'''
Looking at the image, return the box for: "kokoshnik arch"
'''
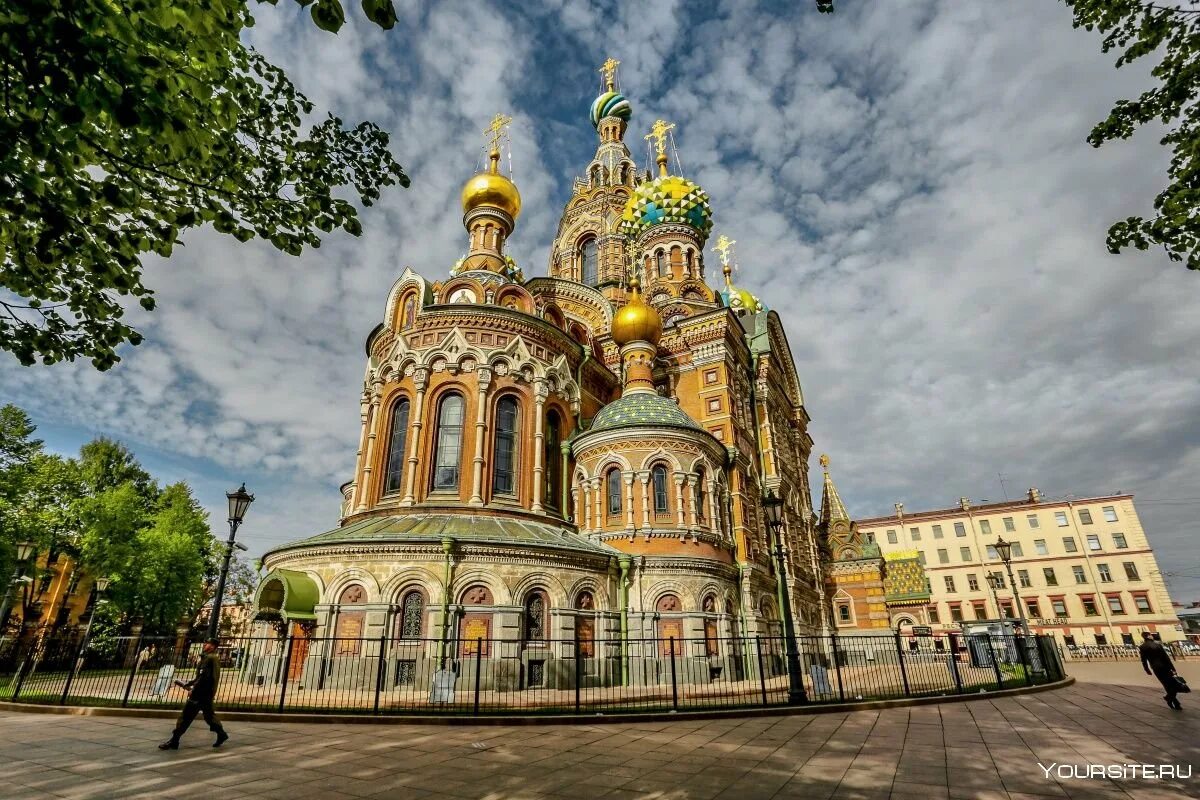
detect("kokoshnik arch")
[251,60,826,691]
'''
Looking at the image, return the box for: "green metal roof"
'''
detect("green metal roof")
[255,568,319,622]
[268,513,618,558]
[586,391,702,434]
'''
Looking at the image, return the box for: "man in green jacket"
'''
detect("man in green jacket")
[159,639,229,749]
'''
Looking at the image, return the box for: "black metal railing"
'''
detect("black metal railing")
[1058,642,1199,662]
[0,631,1066,716]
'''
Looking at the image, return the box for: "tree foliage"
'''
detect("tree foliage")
[1,0,408,370]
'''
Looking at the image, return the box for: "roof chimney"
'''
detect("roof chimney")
[894,502,904,519]
[1027,487,1041,503]
[958,497,970,511]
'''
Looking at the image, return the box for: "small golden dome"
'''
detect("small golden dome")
[611,276,662,346]
[461,150,521,220]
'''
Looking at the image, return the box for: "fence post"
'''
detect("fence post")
[1016,635,1034,687]
[11,652,32,701]
[374,632,387,715]
[472,639,482,715]
[59,644,80,706]
[755,636,768,706]
[830,635,845,702]
[277,635,295,713]
[894,633,911,697]
[574,635,582,715]
[121,630,145,707]
[669,638,678,711]
[988,636,1004,690]
[947,639,964,694]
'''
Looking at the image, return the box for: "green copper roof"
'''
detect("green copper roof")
[269,513,617,558]
[587,392,702,434]
[254,568,319,622]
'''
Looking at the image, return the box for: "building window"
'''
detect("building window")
[866,532,876,543]
[950,605,964,622]
[954,522,966,537]
[1106,595,1124,614]
[704,369,718,385]
[544,410,562,512]
[524,591,548,642]
[838,604,851,622]
[1086,534,1101,552]
[1011,542,1024,557]
[979,520,991,535]
[932,524,943,539]
[887,530,898,544]
[1112,533,1128,549]
[928,606,940,623]
[1103,506,1118,523]
[1072,565,1087,584]
[1003,517,1015,532]
[383,398,411,495]
[1026,514,1039,529]
[1063,537,1077,553]
[431,393,465,490]
[967,574,979,591]
[1018,569,1032,588]
[910,527,921,541]
[944,575,956,592]
[398,590,424,639]
[491,396,520,496]
[1055,511,1069,527]
[991,572,1006,588]
[1134,595,1152,614]
[1081,597,1099,616]
[1121,633,1135,646]
[960,546,972,562]
[1052,599,1068,616]
[655,250,667,278]
[607,468,622,517]
[1123,562,1140,580]
[1043,567,1058,586]
[1078,508,1093,525]
[1095,633,1108,646]
[1034,539,1048,555]
[1097,564,1113,583]
[1001,601,1014,618]
[1026,599,1040,617]
[579,237,598,285]
[652,464,670,514]
[917,551,927,565]
[937,548,949,564]
[986,545,998,560]
[694,468,707,523]
[706,397,721,413]
[972,602,987,620]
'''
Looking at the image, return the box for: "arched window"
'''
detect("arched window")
[838,604,851,622]
[402,296,416,330]
[579,237,598,286]
[524,591,547,642]
[694,467,706,523]
[335,584,367,656]
[652,464,670,514]
[684,249,694,276]
[606,468,622,519]
[383,398,410,495]
[655,250,666,278]
[492,395,519,496]
[397,589,424,639]
[431,393,465,491]
[545,410,562,511]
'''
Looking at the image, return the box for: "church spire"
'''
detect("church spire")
[819,454,849,525]
[457,113,521,276]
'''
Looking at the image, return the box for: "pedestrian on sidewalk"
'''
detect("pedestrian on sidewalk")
[159,639,229,749]
[1139,632,1184,710]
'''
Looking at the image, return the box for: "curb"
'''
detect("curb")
[0,676,1075,726]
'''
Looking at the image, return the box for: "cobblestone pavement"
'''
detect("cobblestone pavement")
[0,680,1196,800]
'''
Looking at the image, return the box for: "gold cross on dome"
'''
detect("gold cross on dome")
[820,454,830,469]
[600,58,620,90]
[484,113,513,150]
[645,119,675,157]
[713,235,736,267]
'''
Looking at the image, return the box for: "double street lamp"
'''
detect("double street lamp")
[762,491,808,705]
[206,484,255,641]
[0,541,36,634]
[993,537,1029,635]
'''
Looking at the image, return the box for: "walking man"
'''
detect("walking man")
[1139,631,1182,710]
[159,639,229,749]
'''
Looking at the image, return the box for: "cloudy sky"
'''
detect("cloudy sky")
[4,1,1200,604]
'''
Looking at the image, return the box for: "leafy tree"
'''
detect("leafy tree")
[77,438,156,500]
[2,0,409,370]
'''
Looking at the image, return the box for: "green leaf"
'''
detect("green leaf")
[361,0,397,30]
[311,0,345,32]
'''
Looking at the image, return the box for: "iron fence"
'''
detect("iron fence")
[0,631,1065,716]
[1058,642,1200,662]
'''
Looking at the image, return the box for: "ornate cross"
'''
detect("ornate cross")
[600,57,620,90]
[820,453,830,469]
[484,113,513,150]
[644,119,675,158]
[713,235,737,267]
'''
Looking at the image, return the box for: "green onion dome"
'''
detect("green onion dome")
[619,174,714,242]
[590,91,632,128]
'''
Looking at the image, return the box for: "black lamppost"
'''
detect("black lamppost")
[207,484,254,641]
[993,537,1028,634]
[0,541,36,634]
[763,491,808,705]
[72,576,110,674]
[986,571,1005,620]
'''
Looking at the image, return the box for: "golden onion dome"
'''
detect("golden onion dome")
[611,276,662,346]
[461,150,521,220]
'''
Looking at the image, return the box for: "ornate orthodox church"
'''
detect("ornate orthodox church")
[252,61,827,690]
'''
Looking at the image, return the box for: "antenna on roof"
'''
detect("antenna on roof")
[998,472,1009,501]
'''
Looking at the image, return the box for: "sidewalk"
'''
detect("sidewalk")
[0,680,1195,799]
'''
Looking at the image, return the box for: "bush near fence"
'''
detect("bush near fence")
[0,632,1066,716]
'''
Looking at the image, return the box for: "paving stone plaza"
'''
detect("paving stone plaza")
[1,667,1196,800]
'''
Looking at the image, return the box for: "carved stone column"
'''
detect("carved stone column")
[468,367,492,506]
[685,475,699,532]
[352,390,372,512]
[639,471,650,530]
[531,379,548,513]
[572,483,583,532]
[592,478,603,531]
[401,367,429,507]
[673,473,686,530]
[624,473,636,531]
[707,478,720,539]
[357,381,383,512]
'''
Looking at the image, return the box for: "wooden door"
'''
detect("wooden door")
[287,623,309,681]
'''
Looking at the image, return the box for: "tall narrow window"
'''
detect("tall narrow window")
[432,393,465,491]
[524,591,547,641]
[383,398,410,495]
[607,468,622,518]
[694,468,706,523]
[402,296,416,330]
[579,237,598,286]
[652,465,670,514]
[545,410,562,511]
[492,396,519,496]
[398,590,424,639]
[655,250,666,278]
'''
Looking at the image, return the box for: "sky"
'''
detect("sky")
[4,1,1200,604]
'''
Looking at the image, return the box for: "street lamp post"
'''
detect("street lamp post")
[993,537,1028,634]
[763,492,808,705]
[207,484,255,641]
[72,576,110,674]
[986,571,1006,620]
[0,541,36,634]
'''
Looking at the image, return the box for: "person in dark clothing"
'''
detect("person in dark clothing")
[1140,632,1182,710]
[159,640,229,749]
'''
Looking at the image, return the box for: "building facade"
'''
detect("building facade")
[854,491,1183,646]
[251,62,824,691]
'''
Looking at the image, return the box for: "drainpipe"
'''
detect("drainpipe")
[618,555,631,686]
[438,537,454,667]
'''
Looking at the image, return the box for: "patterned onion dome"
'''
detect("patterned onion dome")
[620,174,714,241]
[590,90,632,129]
[720,284,764,314]
[588,392,702,434]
